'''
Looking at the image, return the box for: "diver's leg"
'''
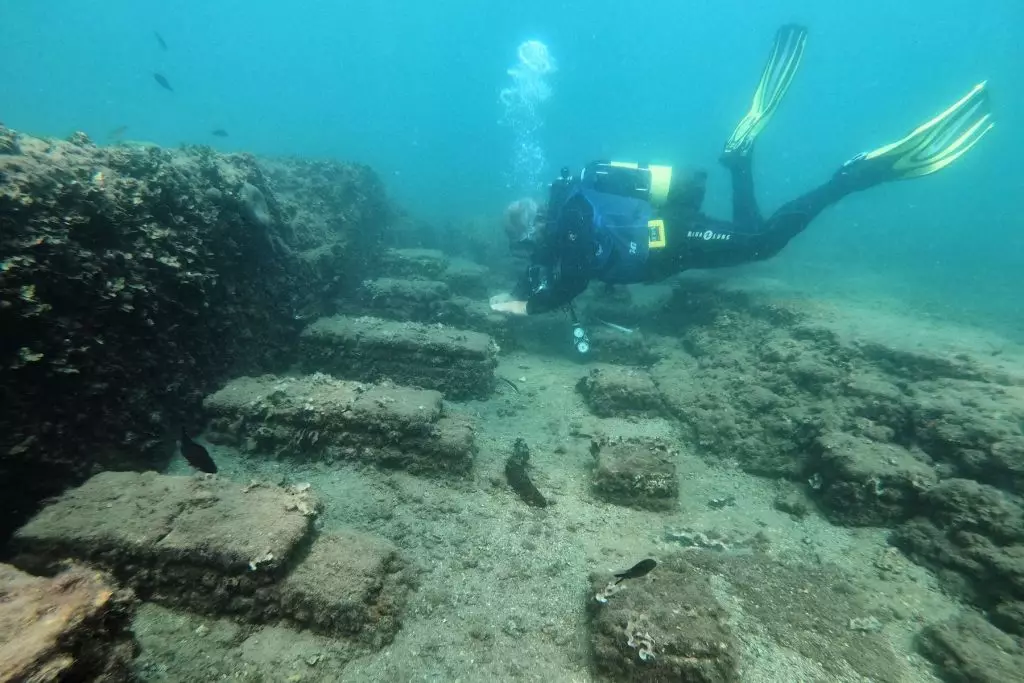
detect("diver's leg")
[834,81,993,190]
[720,24,808,231]
[722,24,808,161]
[697,81,997,267]
[723,150,762,229]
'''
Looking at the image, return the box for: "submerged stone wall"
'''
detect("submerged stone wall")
[11,472,410,646]
[0,126,390,542]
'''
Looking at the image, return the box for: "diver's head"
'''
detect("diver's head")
[504,197,541,253]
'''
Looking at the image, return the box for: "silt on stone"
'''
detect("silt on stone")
[591,435,679,511]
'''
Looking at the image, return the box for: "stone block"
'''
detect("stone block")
[591,436,678,511]
[578,364,665,418]
[379,248,448,280]
[204,373,474,474]
[587,555,738,682]
[12,472,409,645]
[299,314,497,399]
[809,431,937,525]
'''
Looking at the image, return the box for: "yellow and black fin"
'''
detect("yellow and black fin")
[724,24,808,157]
[853,81,994,180]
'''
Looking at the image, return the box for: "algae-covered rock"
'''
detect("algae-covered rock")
[299,314,498,400]
[918,611,1024,683]
[204,373,475,474]
[809,431,937,526]
[590,435,678,511]
[587,555,738,682]
[11,471,410,644]
[0,128,390,542]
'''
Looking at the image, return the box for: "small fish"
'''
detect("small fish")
[211,128,229,137]
[180,427,217,473]
[153,73,173,92]
[614,558,656,584]
[597,318,634,334]
[108,125,128,139]
[154,31,168,51]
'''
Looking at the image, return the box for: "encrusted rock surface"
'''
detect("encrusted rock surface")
[587,550,917,682]
[917,611,1024,683]
[0,126,390,542]
[204,373,475,474]
[891,478,1024,635]
[299,314,498,399]
[809,431,937,526]
[11,471,410,643]
[588,554,738,683]
[0,562,138,682]
[578,365,665,418]
[590,435,678,511]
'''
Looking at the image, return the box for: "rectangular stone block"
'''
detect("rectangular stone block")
[591,435,679,511]
[578,365,666,418]
[204,373,474,474]
[379,248,449,280]
[12,472,409,646]
[299,314,497,399]
[353,277,452,322]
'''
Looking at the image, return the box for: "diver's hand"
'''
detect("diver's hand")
[489,294,528,316]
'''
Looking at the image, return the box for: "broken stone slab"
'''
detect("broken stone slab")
[278,530,406,649]
[577,364,666,418]
[11,472,409,645]
[808,431,937,526]
[300,314,498,399]
[590,435,678,511]
[0,562,138,683]
[204,373,474,474]
[908,379,1024,492]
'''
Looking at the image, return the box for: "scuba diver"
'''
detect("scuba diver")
[491,24,995,333]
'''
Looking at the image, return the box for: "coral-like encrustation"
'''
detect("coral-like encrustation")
[0,125,389,541]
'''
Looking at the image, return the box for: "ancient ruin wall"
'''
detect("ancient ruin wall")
[0,126,390,541]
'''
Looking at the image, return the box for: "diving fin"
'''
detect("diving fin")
[723,24,808,159]
[838,81,994,186]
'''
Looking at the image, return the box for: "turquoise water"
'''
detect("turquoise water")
[4,3,1024,679]
[8,1,1018,333]
[5,0,1020,274]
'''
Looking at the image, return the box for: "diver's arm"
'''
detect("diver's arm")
[523,265,589,314]
[503,193,594,315]
[527,192,594,313]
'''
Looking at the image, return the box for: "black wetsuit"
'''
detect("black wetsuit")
[514,152,864,314]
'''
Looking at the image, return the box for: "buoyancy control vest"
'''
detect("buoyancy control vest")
[548,161,671,285]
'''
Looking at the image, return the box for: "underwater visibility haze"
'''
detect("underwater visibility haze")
[2,0,1024,681]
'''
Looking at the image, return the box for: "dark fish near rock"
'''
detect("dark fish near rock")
[211,129,229,137]
[614,558,656,584]
[154,31,168,50]
[180,427,217,473]
[153,73,173,92]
